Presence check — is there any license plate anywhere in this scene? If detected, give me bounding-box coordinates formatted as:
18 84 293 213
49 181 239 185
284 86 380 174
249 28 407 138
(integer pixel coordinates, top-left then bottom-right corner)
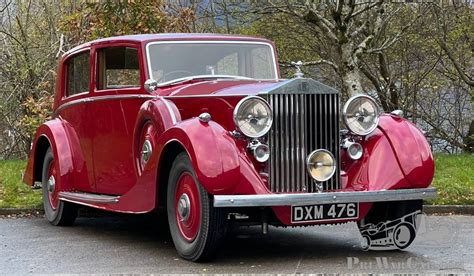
291 202 359 223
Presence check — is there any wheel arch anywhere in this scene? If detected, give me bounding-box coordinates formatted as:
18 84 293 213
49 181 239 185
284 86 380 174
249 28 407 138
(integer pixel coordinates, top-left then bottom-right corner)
33 135 52 183
157 140 187 208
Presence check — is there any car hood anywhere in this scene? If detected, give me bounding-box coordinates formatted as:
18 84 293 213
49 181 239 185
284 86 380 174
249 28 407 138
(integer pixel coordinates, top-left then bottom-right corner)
157 79 283 97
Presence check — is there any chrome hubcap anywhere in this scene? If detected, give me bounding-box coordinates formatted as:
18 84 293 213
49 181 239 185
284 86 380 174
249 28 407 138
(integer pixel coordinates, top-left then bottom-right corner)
141 140 152 163
177 194 191 221
47 175 55 193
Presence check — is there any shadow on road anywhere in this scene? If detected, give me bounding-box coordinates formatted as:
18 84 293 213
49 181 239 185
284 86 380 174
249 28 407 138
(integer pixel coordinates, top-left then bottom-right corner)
69 208 416 264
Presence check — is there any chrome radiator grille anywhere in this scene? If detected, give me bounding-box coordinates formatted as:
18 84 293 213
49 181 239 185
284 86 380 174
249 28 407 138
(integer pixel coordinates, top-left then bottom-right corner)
267 92 340 193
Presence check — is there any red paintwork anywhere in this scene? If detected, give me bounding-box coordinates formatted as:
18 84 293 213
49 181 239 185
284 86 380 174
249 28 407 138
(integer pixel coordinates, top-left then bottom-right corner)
47 159 59 210
24 34 434 225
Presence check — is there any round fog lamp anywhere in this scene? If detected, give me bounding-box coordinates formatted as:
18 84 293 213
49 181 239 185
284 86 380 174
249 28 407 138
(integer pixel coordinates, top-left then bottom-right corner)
306 149 336 182
347 142 363 160
252 143 270 162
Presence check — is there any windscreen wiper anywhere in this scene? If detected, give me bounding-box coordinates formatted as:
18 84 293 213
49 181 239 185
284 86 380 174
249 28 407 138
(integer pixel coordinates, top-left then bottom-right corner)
156 75 253 88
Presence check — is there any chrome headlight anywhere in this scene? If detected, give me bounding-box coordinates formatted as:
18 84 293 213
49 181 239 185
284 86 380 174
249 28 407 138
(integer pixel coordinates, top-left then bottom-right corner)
343 94 380 136
233 96 273 138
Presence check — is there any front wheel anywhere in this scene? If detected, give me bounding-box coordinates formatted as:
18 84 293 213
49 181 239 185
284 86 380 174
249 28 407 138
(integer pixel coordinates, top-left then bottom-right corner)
42 148 78 226
167 152 227 261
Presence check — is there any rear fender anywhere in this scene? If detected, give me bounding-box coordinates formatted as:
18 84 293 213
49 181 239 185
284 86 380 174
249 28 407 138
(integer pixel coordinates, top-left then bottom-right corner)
23 119 88 191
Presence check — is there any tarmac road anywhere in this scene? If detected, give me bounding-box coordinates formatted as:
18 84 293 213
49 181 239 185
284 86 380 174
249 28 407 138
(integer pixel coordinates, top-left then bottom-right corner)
0 213 472 274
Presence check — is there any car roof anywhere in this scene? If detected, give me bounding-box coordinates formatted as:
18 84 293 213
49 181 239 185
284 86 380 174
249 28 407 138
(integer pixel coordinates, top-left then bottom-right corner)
64 33 273 56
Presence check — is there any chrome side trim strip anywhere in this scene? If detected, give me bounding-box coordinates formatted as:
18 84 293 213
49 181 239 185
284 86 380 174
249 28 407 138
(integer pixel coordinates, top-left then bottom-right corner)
161 97 177 125
59 191 120 204
54 94 156 115
213 188 437 207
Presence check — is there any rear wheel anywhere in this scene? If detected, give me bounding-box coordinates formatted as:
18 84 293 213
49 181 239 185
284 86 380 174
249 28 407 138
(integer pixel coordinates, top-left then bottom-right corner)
167 152 227 261
42 148 78 226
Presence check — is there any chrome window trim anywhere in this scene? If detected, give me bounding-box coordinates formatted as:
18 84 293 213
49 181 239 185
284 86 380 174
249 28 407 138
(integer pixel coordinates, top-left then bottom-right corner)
213 187 437 207
54 94 156 116
145 40 279 82
53 94 178 125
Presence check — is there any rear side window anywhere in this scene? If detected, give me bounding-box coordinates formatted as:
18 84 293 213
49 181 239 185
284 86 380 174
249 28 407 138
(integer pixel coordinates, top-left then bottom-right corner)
66 51 90 97
97 47 140 90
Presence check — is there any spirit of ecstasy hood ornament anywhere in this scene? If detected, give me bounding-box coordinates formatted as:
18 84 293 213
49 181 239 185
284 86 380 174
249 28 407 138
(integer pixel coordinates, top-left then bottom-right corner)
291 61 304 78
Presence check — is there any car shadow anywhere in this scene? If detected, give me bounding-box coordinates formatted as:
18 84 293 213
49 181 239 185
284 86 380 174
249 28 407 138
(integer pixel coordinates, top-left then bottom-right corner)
66 208 420 265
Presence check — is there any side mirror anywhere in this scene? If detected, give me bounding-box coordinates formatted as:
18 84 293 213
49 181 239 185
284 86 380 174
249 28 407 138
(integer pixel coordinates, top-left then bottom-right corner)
144 79 158 93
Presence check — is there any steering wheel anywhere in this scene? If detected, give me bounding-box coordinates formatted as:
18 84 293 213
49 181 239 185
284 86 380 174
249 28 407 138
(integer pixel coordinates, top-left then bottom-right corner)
161 70 193 82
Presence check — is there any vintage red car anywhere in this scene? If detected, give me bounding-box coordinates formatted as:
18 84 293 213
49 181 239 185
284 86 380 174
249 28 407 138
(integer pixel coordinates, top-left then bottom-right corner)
24 33 436 261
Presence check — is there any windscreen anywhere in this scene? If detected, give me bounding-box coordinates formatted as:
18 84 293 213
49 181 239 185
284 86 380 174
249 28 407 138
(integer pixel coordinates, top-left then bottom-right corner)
147 42 277 83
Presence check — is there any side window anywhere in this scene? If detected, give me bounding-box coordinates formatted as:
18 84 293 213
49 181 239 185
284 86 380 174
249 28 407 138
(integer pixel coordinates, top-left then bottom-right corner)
97 47 140 90
66 51 90 97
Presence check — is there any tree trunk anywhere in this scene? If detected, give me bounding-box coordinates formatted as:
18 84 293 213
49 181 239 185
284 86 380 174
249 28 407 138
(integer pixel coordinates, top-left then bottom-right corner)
340 43 364 99
463 119 474 153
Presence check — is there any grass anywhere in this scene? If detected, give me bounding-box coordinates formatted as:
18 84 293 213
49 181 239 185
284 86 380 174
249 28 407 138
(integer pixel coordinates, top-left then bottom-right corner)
0 155 472 208
0 160 41 209
426 154 474 205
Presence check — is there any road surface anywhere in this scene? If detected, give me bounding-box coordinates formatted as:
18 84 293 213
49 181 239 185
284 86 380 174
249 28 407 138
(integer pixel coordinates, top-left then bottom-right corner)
0 214 472 274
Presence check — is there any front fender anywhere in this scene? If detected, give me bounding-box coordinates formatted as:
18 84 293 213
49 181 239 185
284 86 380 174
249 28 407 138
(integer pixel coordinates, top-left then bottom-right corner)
378 115 435 188
157 118 241 194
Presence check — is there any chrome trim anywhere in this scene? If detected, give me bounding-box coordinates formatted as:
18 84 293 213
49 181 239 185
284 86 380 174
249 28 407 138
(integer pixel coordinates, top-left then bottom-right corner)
47 175 56 193
59 191 120 204
266 91 340 193
141 139 152 163
248 140 270 162
342 94 380 136
343 139 363 160
145 40 279 81
162 98 178 125
198 112 211 123
291 61 304 78
233 96 273 138
391 109 404 117
213 188 437 207
144 79 158 93
54 94 156 115
306 149 336 182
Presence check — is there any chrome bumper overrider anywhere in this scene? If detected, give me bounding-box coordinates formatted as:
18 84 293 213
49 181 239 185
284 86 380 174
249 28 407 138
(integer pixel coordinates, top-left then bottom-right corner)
213 188 437 207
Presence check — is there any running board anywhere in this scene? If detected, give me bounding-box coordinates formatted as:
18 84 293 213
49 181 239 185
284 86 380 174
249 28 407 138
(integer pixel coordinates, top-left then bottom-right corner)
58 191 120 204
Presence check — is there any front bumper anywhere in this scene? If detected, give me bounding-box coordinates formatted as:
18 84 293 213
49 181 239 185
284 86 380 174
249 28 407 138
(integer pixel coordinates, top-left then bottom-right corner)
213 187 436 207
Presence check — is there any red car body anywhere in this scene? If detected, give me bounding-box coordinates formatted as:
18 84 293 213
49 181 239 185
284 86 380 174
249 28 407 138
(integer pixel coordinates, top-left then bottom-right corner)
24 34 436 260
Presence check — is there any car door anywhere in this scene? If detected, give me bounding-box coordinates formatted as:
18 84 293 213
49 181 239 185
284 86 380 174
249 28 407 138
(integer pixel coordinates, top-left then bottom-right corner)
55 49 96 193
89 44 148 195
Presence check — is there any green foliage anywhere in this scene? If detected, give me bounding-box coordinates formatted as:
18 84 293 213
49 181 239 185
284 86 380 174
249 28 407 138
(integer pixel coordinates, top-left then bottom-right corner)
59 0 195 44
0 160 41 209
18 94 54 140
0 1 198 159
